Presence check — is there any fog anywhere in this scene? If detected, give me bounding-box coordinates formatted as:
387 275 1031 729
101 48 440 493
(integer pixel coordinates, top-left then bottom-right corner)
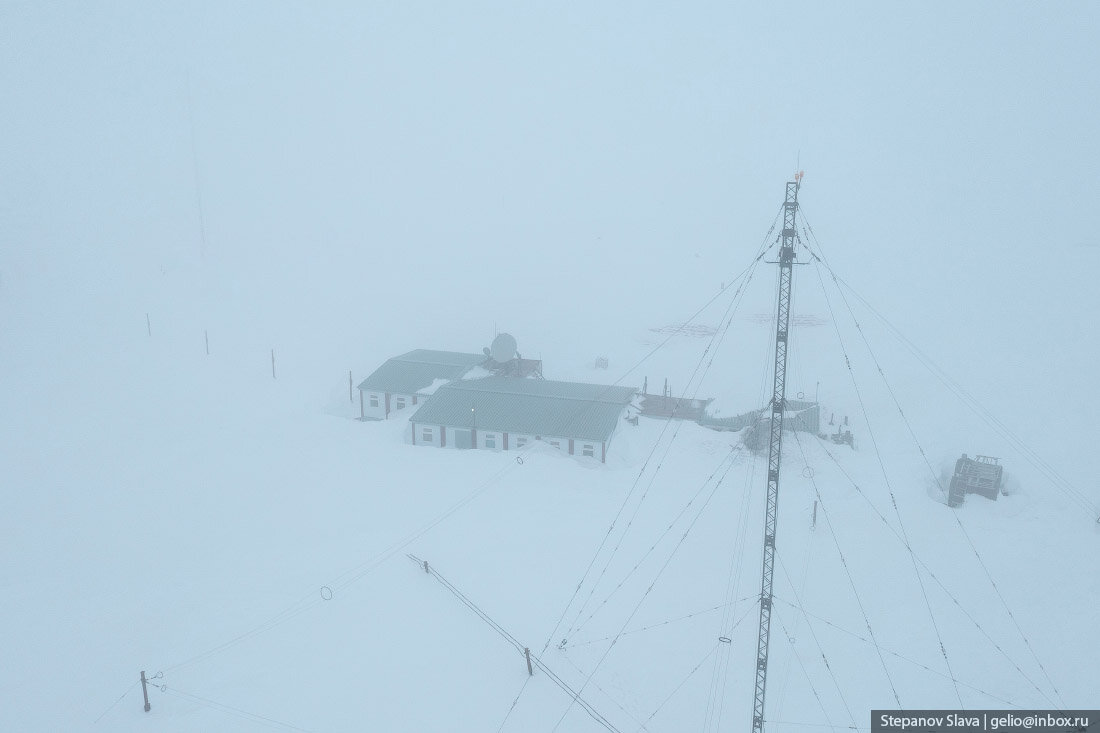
2 2 1097 731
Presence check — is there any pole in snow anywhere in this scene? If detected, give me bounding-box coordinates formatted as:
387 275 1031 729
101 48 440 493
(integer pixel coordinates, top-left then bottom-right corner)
525 647 533 676
140 670 151 712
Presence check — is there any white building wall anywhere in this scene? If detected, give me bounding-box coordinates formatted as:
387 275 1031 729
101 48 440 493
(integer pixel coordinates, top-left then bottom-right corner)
390 393 415 413
478 431 503 451
542 436 568 452
359 391 423 420
510 434 534 450
359 389 387 420
412 423 443 447
408 427 609 462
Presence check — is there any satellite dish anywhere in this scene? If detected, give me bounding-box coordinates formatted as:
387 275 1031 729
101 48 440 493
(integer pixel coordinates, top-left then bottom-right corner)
490 333 517 363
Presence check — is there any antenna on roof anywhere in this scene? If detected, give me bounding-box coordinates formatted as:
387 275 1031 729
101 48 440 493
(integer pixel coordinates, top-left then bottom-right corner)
490 333 517 363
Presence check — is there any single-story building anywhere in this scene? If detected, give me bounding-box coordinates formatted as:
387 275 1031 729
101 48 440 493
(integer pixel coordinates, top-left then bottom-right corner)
407 377 637 462
356 350 488 420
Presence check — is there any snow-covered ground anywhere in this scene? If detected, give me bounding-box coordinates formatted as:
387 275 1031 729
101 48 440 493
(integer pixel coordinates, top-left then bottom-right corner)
3 3 1099 731
2 261 1097 731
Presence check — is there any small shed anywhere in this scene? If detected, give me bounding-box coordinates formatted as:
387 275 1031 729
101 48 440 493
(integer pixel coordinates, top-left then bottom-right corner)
407 377 637 462
357 350 487 420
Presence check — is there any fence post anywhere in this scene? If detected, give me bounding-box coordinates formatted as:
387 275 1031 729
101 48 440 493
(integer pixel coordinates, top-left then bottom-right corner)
271 349 276 379
140 670 151 712
525 648 533 676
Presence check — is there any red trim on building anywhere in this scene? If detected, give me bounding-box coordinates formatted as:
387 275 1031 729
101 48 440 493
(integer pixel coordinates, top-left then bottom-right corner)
568 439 575 455
602 442 606 463
385 393 391 417
441 426 446 448
503 432 509 450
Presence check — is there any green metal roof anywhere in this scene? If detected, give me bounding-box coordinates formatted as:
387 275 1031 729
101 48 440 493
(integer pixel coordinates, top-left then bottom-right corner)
409 377 637 442
357 350 487 395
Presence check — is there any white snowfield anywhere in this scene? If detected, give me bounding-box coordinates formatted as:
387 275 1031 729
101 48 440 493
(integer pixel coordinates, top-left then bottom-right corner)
2 306 1097 732
3 5 1099 730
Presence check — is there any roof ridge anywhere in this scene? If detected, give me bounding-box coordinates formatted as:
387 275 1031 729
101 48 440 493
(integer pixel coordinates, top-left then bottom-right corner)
394 350 485 366
440 378 634 402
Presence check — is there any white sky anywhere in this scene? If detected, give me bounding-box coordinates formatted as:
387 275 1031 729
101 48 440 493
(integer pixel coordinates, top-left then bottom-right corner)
2 1 1097 485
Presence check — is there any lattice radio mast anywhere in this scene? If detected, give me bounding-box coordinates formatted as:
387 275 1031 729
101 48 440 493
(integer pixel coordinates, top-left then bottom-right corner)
751 173 803 733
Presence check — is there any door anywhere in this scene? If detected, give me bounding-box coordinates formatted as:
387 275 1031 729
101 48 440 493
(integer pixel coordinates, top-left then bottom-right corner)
453 428 473 449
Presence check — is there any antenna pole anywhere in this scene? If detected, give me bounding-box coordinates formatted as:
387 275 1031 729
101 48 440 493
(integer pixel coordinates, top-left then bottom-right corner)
751 175 801 733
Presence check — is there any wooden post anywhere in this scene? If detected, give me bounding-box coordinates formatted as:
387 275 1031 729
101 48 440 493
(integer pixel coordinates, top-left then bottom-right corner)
204 330 209 355
525 648 533 676
349 371 353 402
145 313 151 337
271 349 276 379
423 560 429 574
812 500 818 530
140 670 151 712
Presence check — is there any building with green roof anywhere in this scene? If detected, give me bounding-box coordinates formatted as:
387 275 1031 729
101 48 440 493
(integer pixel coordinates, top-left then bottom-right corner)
408 377 637 462
356 350 487 419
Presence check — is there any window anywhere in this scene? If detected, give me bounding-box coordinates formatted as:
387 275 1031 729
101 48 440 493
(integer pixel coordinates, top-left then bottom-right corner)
395 397 406 410
549 440 560 449
422 427 433 442
484 434 497 449
515 437 527 448
582 443 595 458
369 394 379 408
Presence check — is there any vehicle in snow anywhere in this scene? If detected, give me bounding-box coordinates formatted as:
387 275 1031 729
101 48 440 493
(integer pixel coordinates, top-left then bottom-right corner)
947 453 1004 507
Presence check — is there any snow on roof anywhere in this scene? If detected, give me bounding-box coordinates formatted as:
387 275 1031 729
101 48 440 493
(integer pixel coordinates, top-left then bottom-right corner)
417 378 451 396
357 350 487 395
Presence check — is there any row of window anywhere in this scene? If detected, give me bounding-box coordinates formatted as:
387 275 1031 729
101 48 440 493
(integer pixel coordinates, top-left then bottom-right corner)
417 427 595 456
367 394 410 410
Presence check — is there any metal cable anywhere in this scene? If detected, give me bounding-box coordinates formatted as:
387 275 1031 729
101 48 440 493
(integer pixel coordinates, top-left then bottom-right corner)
548 459 737 732
409 556 623 733
542 209 783 658
809 251 1065 708
810 260 963 707
810 439 1057 706
158 685 310 731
